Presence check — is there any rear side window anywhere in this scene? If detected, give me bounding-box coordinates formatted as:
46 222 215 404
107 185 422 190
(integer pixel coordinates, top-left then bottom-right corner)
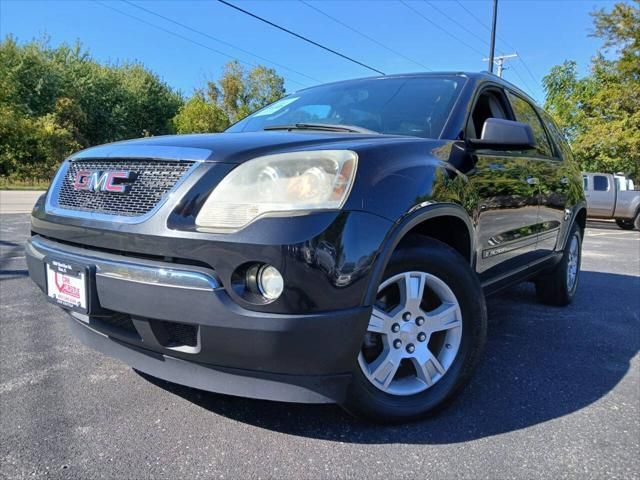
593 175 609 191
506 92 554 157
583 176 588 190
539 109 572 161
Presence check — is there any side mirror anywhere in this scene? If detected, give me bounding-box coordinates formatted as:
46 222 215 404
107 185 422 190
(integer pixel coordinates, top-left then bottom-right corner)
467 118 536 151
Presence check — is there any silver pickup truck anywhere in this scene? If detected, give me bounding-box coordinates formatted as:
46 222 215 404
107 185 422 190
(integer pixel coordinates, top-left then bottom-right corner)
583 172 640 230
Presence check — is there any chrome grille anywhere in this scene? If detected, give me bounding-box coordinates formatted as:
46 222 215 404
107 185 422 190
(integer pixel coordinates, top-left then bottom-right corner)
56 159 195 217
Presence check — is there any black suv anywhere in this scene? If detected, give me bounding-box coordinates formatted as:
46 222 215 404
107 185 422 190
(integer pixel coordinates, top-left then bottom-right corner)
26 73 586 422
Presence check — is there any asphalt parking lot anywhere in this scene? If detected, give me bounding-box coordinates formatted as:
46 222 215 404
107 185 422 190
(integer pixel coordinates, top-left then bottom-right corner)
1 213 638 479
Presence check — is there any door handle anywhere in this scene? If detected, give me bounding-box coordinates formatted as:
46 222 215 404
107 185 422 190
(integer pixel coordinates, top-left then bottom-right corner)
525 176 539 185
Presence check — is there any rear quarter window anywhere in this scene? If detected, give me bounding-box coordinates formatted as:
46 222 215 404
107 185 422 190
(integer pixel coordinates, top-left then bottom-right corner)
539 109 573 161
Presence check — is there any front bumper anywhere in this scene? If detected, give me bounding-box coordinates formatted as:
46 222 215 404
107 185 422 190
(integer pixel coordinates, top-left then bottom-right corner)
26 235 372 403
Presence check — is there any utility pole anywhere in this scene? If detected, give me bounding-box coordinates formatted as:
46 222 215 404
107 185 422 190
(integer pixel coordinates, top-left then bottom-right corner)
483 53 519 77
488 0 498 73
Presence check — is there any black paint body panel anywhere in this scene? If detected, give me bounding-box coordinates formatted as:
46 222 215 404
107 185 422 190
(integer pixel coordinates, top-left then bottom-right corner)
26 72 587 403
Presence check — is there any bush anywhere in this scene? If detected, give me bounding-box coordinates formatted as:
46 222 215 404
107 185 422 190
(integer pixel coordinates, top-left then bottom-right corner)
0 36 183 179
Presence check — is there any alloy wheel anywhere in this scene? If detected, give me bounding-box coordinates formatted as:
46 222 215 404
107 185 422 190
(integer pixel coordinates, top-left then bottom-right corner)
358 271 463 396
566 234 580 292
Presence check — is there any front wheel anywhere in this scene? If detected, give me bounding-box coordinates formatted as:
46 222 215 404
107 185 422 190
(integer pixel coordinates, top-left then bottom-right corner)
343 236 487 423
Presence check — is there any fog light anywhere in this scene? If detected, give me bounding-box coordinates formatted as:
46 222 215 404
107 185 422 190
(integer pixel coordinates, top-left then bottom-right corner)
257 265 283 300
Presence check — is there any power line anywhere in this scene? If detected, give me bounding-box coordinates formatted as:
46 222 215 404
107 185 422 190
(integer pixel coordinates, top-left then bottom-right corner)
454 0 510 45
515 53 540 86
416 0 539 92
422 0 489 47
216 0 385 75
94 0 310 88
399 0 485 57
300 0 432 71
508 63 538 101
122 0 321 84
454 0 539 85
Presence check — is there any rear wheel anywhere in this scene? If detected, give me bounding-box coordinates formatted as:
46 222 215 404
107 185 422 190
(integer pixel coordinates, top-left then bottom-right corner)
343 237 487 423
615 218 635 230
535 223 582 306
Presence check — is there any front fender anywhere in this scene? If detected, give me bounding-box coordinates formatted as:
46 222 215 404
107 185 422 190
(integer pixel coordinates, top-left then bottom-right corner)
362 203 475 306
344 140 472 221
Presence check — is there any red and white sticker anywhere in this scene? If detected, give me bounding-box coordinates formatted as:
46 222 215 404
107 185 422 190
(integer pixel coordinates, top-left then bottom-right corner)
46 261 87 311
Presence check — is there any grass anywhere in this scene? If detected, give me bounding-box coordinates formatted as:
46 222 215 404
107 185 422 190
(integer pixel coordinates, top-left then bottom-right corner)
0 179 50 191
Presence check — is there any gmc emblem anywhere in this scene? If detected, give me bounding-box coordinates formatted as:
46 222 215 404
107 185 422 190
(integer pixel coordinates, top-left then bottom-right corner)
73 170 136 193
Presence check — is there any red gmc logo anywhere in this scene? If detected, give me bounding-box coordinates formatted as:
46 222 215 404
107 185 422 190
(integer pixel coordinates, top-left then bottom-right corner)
73 170 136 193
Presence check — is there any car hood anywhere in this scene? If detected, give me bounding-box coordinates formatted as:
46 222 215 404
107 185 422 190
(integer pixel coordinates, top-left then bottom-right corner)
70 131 427 164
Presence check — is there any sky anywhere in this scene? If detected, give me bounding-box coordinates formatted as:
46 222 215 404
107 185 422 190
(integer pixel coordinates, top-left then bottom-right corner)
0 0 618 103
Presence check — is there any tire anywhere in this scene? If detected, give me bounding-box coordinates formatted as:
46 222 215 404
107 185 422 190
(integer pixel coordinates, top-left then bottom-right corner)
535 223 582 306
343 236 487 423
615 218 635 230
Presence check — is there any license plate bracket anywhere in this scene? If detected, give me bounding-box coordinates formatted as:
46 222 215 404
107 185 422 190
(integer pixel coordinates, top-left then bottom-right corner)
45 258 89 314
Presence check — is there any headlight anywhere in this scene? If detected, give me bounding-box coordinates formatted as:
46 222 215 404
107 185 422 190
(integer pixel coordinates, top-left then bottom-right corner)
196 150 358 230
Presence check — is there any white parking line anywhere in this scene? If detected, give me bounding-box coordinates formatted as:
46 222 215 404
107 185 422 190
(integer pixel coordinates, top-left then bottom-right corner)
586 229 638 235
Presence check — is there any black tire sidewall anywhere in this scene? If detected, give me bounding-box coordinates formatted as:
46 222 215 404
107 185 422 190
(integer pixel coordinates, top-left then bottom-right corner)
344 238 487 422
617 219 635 230
534 223 583 306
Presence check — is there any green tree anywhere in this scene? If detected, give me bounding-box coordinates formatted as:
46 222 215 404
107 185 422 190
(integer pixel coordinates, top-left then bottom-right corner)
0 105 81 179
543 1 640 182
174 61 286 133
217 61 285 123
173 93 230 134
0 36 184 180
219 61 285 122
116 63 184 139
0 36 286 179
592 1 640 79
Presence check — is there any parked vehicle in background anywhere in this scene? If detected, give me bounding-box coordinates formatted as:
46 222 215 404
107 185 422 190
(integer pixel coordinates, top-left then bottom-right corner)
582 172 640 230
614 173 635 192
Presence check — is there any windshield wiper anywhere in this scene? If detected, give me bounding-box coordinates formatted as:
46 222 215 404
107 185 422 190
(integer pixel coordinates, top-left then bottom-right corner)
264 123 377 134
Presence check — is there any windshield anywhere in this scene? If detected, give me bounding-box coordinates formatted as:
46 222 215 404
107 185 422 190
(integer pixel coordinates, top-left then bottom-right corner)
226 76 463 139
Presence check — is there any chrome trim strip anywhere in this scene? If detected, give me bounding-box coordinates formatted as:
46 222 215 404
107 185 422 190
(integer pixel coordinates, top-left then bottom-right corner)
44 160 200 224
70 144 213 161
27 236 220 291
96 269 217 291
